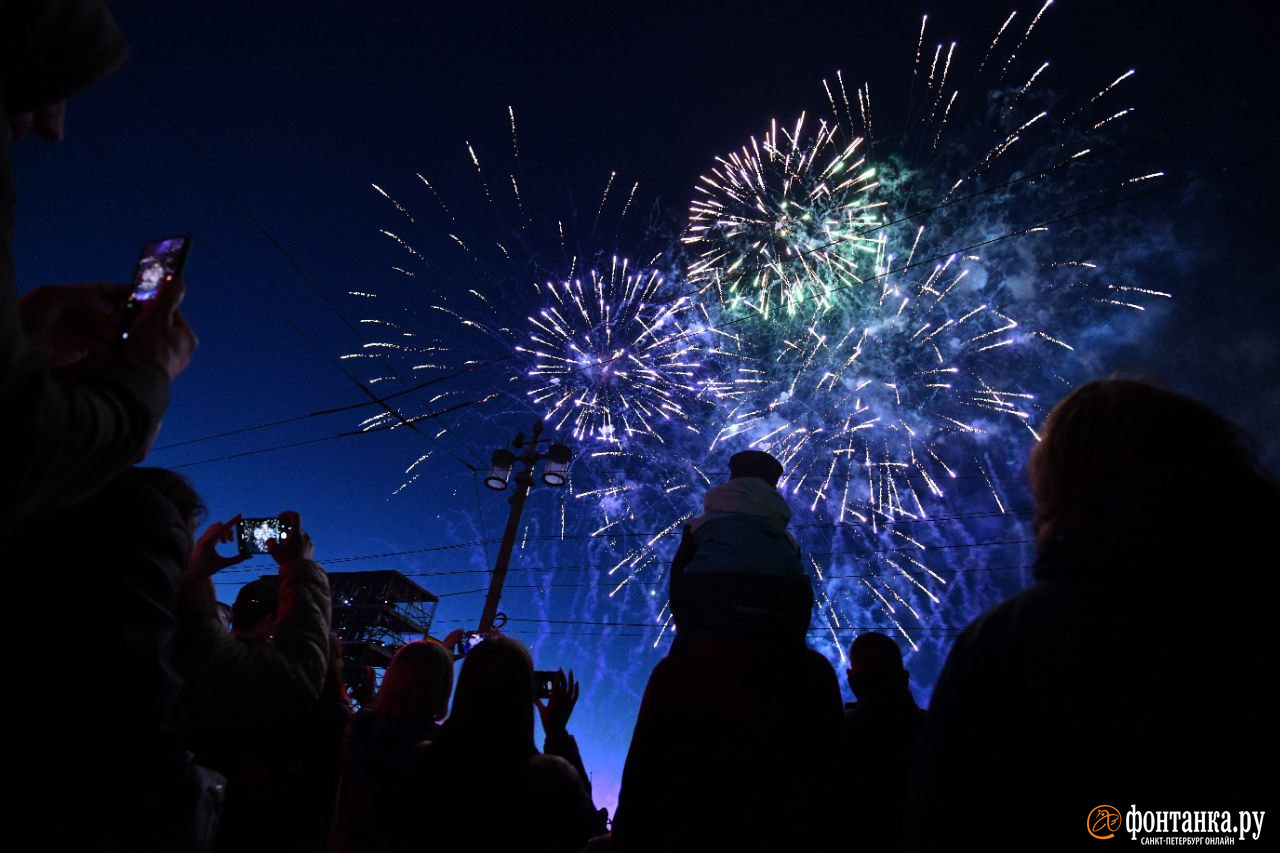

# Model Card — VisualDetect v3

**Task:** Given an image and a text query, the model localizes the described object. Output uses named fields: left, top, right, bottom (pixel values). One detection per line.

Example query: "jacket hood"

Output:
left=698, top=477, right=792, bottom=528
left=1, top=0, right=128, bottom=115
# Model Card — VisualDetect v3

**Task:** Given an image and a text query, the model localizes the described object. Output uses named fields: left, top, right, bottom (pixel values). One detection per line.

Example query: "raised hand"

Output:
left=535, top=668, right=579, bottom=737
left=123, top=278, right=197, bottom=381
left=19, top=282, right=130, bottom=368
left=437, top=628, right=466, bottom=652
left=266, top=510, right=314, bottom=566
left=188, top=514, right=252, bottom=578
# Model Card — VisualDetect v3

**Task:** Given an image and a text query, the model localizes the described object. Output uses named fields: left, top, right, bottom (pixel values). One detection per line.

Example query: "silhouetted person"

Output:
left=13, top=466, right=226, bottom=850
left=4, top=9, right=200, bottom=840
left=908, top=379, right=1279, bottom=851
left=408, top=636, right=601, bottom=853
left=214, top=633, right=351, bottom=853
left=614, top=448, right=843, bottom=851
left=843, top=632, right=926, bottom=853
left=285, top=634, right=354, bottom=851
left=1, top=0, right=197, bottom=538
left=231, top=574, right=283, bottom=639
left=332, top=638, right=455, bottom=853
left=613, top=632, right=847, bottom=852
left=5, top=11, right=201, bottom=835
left=669, top=450, right=813, bottom=647
left=180, top=511, right=331, bottom=737
left=178, top=510, right=332, bottom=852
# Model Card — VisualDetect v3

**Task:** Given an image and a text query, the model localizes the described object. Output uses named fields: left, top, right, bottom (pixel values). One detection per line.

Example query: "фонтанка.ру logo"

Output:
left=1088, top=805, right=1123, bottom=840
left=1085, top=804, right=1266, bottom=843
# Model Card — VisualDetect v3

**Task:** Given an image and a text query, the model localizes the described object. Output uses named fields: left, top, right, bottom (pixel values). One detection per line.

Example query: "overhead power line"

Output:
left=214, top=508, right=1031, bottom=573
left=213, top=535, right=1034, bottom=582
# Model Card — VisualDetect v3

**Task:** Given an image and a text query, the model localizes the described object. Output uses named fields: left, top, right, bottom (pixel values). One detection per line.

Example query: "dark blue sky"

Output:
left=11, top=0, right=1277, bottom=811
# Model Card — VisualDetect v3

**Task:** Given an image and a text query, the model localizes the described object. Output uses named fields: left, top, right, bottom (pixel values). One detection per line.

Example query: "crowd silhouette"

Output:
left=3, top=2, right=1275, bottom=851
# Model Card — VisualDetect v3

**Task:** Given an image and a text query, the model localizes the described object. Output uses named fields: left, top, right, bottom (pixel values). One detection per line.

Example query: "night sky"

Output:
left=11, top=1, right=1277, bottom=811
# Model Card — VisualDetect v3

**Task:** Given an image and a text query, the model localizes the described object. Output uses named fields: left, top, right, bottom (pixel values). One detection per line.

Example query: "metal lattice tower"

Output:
left=330, top=570, right=439, bottom=676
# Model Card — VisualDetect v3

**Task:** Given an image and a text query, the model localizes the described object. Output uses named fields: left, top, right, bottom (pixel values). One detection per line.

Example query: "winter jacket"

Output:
left=181, top=559, right=332, bottom=739
left=178, top=561, right=332, bottom=851
left=331, top=712, right=441, bottom=853
left=214, top=693, right=350, bottom=853
left=843, top=697, right=926, bottom=853
left=408, top=741, right=601, bottom=853
left=681, top=477, right=803, bottom=577
left=0, top=1, right=169, bottom=538
left=13, top=468, right=214, bottom=850
left=908, top=535, right=1273, bottom=851
left=669, top=478, right=813, bottom=640
left=613, top=635, right=849, bottom=852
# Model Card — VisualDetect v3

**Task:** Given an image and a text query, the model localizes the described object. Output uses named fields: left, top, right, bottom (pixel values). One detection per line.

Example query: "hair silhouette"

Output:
left=375, top=639, right=454, bottom=724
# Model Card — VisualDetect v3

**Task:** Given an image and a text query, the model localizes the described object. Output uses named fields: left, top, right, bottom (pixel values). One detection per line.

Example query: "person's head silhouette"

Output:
left=376, top=639, right=455, bottom=724
left=1029, top=378, right=1276, bottom=549
left=444, top=635, right=536, bottom=760
left=231, top=576, right=280, bottom=641
left=729, top=449, right=785, bottom=486
left=846, top=631, right=911, bottom=705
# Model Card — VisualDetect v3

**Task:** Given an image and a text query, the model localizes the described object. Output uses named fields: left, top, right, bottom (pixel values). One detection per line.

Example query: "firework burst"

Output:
left=518, top=258, right=723, bottom=445
left=684, top=113, right=886, bottom=321
left=657, top=5, right=1171, bottom=650
left=350, top=4, right=1170, bottom=660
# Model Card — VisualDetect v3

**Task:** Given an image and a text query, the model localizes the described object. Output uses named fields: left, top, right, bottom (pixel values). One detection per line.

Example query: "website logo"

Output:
left=1088, top=805, right=1122, bottom=840
left=1086, top=804, right=1266, bottom=843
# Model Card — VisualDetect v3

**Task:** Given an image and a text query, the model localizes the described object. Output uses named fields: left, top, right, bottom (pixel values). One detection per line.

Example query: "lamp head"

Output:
left=541, top=443, right=573, bottom=487
left=485, top=448, right=517, bottom=490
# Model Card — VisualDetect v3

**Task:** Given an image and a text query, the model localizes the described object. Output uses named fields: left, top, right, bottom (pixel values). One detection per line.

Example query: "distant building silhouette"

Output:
left=329, top=570, right=439, bottom=702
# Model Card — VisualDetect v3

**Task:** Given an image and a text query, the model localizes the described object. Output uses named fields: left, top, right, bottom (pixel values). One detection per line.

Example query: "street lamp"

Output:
left=477, top=420, right=573, bottom=635
left=485, top=449, right=517, bottom=490
left=541, top=443, right=572, bottom=486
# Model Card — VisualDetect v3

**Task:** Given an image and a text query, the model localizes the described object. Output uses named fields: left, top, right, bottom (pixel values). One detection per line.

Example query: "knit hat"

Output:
left=728, top=450, right=784, bottom=487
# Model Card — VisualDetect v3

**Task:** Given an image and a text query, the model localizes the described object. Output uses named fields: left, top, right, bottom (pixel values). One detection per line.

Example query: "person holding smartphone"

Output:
left=1, top=0, right=198, bottom=538
left=3, top=4, right=204, bottom=850
left=178, top=509, right=334, bottom=850
left=180, top=511, right=332, bottom=732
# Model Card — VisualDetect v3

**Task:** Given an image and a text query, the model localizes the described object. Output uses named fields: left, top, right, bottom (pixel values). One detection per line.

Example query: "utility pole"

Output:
left=478, top=420, right=572, bottom=634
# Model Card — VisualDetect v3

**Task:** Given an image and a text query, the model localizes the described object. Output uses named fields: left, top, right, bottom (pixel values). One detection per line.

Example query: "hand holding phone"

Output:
left=453, top=631, right=486, bottom=657
left=237, top=516, right=293, bottom=556
left=437, top=628, right=466, bottom=653
left=534, top=668, right=579, bottom=738
left=190, top=514, right=252, bottom=578
left=265, top=510, right=313, bottom=565
left=118, top=237, right=197, bottom=381
left=119, top=237, right=190, bottom=341
left=533, top=670, right=556, bottom=701
left=18, top=283, right=131, bottom=369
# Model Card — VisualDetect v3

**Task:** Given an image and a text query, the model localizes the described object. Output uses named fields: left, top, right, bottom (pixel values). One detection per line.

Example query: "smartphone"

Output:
left=236, top=517, right=292, bottom=556
left=533, top=670, right=556, bottom=701
left=454, top=631, right=486, bottom=657
left=119, top=236, right=191, bottom=340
